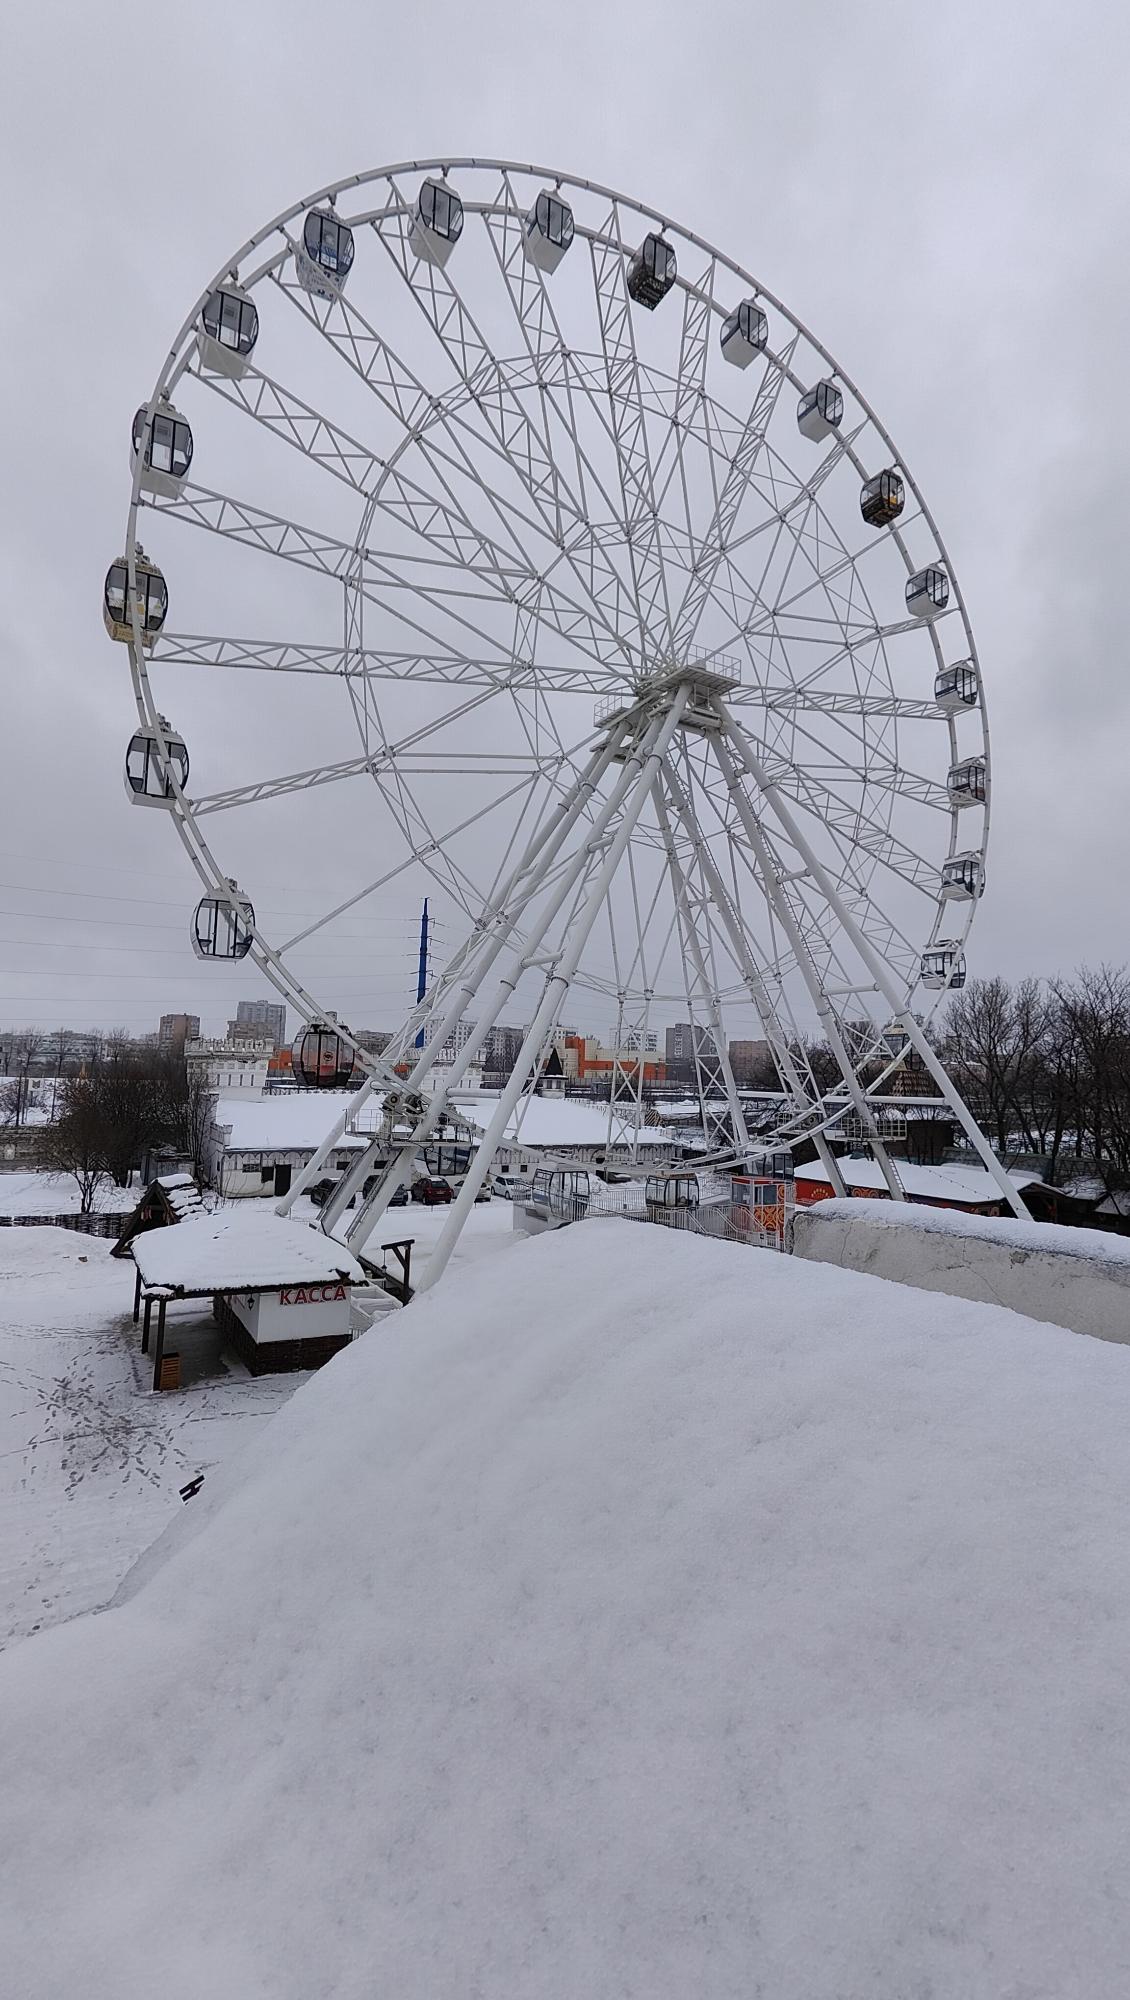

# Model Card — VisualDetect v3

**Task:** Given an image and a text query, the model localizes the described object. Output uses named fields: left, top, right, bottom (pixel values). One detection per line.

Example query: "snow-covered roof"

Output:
left=485, top=1092, right=673, bottom=1149
left=215, top=1087, right=674, bottom=1158
left=796, top=1156, right=1038, bottom=1204
left=215, top=1091, right=383, bottom=1154
left=131, top=1210, right=363, bottom=1293
left=7, top=1226, right=1130, bottom=1992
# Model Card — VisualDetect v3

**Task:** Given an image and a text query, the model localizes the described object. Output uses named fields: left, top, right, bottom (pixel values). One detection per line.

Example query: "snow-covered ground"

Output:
left=0, top=1202, right=520, bottom=1649
left=0, top=1229, right=314, bottom=1647
left=2, top=1222, right=1130, bottom=1995
left=0, top=1171, right=134, bottom=1216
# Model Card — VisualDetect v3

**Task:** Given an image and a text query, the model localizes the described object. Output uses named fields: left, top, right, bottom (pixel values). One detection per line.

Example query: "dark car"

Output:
left=307, top=1177, right=337, bottom=1209
left=411, top=1175, right=454, bottom=1206
left=361, top=1174, right=410, bottom=1207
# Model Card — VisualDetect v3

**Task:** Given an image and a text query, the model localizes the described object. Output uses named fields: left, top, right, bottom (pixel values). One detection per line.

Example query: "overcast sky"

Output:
left=1, top=0, right=1127, bottom=1045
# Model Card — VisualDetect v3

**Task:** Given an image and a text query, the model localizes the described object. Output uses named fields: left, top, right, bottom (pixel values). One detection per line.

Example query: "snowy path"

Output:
left=0, top=1203, right=521, bottom=1648
left=0, top=1230, right=306, bottom=1647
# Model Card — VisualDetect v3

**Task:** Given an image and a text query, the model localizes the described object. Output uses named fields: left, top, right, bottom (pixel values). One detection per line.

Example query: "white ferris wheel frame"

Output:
left=119, top=157, right=1026, bottom=1274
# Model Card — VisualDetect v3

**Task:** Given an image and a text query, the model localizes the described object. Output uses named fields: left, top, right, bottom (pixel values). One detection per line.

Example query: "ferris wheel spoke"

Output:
left=194, top=361, right=628, bottom=671
left=672, top=334, right=799, bottom=655
left=189, top=685, right=510, bottom=815
left=277, top=772, right=545, bottom=955
left=273, top=255, right=638, bottom=673
left=588, top=209, right=677, bottom=664
left=747, top=686, right=943, bottom=723
left=147, top=479, right=620, bottom=685
left=647, top=261, right=719, bottom=558
left=484, top=181, right=656, bottom=538
left=366, top=202, right=640, bottom=666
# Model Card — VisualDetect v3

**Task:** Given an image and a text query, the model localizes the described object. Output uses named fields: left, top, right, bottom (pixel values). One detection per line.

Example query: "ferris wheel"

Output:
left=108, top=156, right=1026, bottom=1284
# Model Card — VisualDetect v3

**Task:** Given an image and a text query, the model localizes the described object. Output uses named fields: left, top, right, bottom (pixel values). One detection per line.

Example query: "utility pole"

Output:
left=414, top=897, right=430, bottom=1052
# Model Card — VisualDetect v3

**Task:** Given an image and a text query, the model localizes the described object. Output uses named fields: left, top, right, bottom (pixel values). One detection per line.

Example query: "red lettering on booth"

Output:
left=279, top=1283, right=349, bottom=1307
left=279, top=1288, right=292, bottom=1305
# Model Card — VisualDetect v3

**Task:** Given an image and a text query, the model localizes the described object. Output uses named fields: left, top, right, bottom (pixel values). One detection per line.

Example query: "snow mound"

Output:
left=814, top=1193, right=1130, bottom=1266
left=3, top=1224, right=1130, bottom=1997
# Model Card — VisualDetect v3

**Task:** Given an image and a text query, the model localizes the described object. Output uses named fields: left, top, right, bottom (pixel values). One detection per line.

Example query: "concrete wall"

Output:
left=791, top=1198, right=1130, bottom=1347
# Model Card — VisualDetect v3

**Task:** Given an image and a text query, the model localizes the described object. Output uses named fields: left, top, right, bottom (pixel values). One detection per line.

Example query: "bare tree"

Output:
left=42, top=1082, right=110, bottom=1214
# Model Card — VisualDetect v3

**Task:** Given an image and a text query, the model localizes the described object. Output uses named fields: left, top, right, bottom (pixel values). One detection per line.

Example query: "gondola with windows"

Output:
left=946, top=756, right=987, bottom=808
left=935, top=660, right=979, bottom=713
left=626, top=232, right=676, bottom=309
left=293, top=1017, right=355, bottom=1089
left=720, top=299, right=768, bottom=369
left=797, top=380, right=843, bottom=441
left=410, top=178, right=464, bottom=268
left=103, top=549, right=167, bottom=648
left=644, top=1173, right=700, bottom=1216
left=860, top=469, right=905, bottom=528
left=192, top=881, right=255, bottom=961
left=124, top=719, right=188, bottom=807
left=296, top=208, right=355, bottom=298
left=940, top=850, right=985, bottom=901
left=197, top=283, right=259, bottom=379
left=522, top=189, right=574, bottom=273
left=131, top=399, right=193, bottom=499
left=906, top=566, right=949, bottom=619
left=920, top=941, right=966, bottom=991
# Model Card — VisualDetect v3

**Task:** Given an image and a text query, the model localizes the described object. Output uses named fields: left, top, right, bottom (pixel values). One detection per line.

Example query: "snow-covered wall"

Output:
left=792, top=1198, right=1130, bottom=1346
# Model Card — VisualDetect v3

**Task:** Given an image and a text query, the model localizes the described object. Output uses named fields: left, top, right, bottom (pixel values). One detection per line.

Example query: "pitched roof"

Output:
left=130, top=1209, right=363, bottom=1294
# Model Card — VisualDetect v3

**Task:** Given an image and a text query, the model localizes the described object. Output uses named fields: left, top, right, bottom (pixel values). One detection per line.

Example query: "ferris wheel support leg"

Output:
left=318, top=724, right=636, bottom=1239
left=652, top=787, right=751, bottom=1162
left=343, top=699, right=685, bottom=1256
left=708, top=730, right=907, bottom=1203
left=717, top=713, right=1030, bottom=1223
left=657, top=763, right=847, bottom=1197
left=410, top=690, right=691, bottom=1294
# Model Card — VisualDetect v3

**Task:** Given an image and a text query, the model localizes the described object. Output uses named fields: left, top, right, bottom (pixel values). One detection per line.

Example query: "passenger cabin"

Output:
left=906, top=566, right=949, bottom=619
left=125, top=721, right=188, bottom=806
left=626, top=232, right=676, bottom=309
left=293, top=1018, right=356, bottom=1089
left=920, top=941, right=966, bottom=991
left=720, top=299, right=768, bottom=369
left=797, top=380, right=844, bottom=441
left=131, top=400, right=193, bottom=499
left=197, top=283, right=259, bottom=378
left=103, top=550, right=167, bottom=648
left=296, top=208, right=354, bottom=298
left=941, top=850, right=985, bottom=901
left=947, top=757, right=987, bottom=808
left=644, top=1174, right=700, bottom=1214
left=192, top=882, right=255, bottom=961
left=860, top=469, right=905, bottom=528
left=410, top=178, right=464, bottom=268
left=935, top=661, right=979, bottom=713
left=522, top=189, right=574, bottom=272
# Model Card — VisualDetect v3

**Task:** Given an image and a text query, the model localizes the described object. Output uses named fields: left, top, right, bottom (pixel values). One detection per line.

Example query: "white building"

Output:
left=206, top=1085, right=677, bottom=1199
left=187, top=1037, right=275, bottom=1094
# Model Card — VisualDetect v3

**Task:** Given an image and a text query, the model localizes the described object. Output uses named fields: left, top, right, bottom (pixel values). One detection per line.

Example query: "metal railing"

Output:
left=527, top=1175, right=790, bottom=1252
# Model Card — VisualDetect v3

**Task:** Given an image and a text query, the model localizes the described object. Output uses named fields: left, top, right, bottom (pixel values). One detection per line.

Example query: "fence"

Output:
left=0, top=1211, right=125, bottom=1239
left=528, top=1171, right=791, bottom=1252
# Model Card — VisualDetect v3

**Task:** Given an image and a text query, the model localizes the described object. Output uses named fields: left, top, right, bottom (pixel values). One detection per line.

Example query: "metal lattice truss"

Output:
left=117, top=159, right=1024, bottom=1284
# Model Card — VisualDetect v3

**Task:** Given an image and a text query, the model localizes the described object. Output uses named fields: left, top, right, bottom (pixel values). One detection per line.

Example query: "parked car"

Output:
left=359, top=1174, right=410, bottom=1207
left=491, top=1174, right=529, bottom=1201
left=307, top=1177, right=337, bottom=1209
left=411, top=1175, right=454, bottom=1206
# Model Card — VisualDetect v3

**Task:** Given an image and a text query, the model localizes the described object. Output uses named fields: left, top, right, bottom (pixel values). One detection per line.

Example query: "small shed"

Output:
left=111, top=1173, right=206, bottom=1257
left=127, top=1210, right=365, bottom=1385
